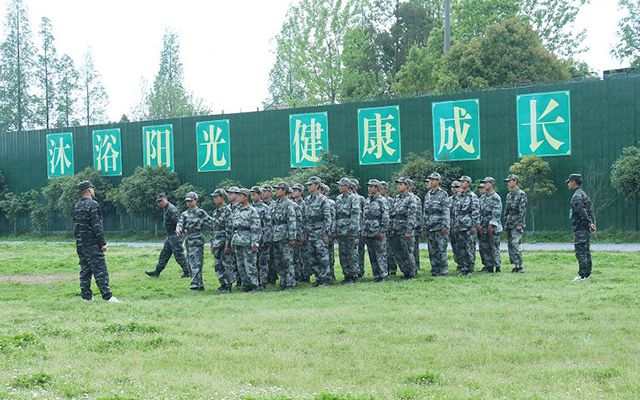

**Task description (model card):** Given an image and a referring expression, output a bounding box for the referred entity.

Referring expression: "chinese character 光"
[522,98,565,152]
[293,118,324,164]
[362,113,396,159]
[438,106,475,155]
[49,137,72,175]
[145,129,171,167]
[200,125,227,168]
[95,134,119,172]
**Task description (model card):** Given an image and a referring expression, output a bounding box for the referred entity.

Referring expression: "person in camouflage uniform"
[231,189,262,292]
[74,181,118,302]
[452,176,480,275]
[176,192,212,291]
[271,182,298,289]
[320,183,337,281]
[503,174,528,273]
[334,177,361,284]
[363,179,389,282]
[291,184,309,282]
[262,185,278,285]
[145,192,190,278]
[380,181,398,275]
[389,177,418,279]
[251,186,272,289]
[408,179,423,272]
[423,173,450,276]
[350,178,366,278]
[303,176,333,286]
[478,177,503,273]
[227,186,241,286]
[210,189,234,294]
[477,182,489,271]
[566,174,597,282]
[449,181,463,271]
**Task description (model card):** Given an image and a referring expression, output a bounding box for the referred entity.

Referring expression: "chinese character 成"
[438,106,475,155]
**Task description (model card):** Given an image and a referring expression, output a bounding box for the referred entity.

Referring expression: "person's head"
[395,177,409,194]
[291,183,303,199]
[459,176,472,191]
[275,182,290,199]
[337,177,351,194]
[77,180,95,199]
[450,181,461,196]
[306,176,322,194]
[426,172,441,189]
[227,186,240,203]
[261,185,273,201]
[350,178,360,193]
[320,183,331,196]
[379,181,388,196]
[155,192,168,208]
[238,188,251,205]
[250,186,262,203]
[367,179,381,196]
[406,178,415,192]
[481,177,495,192]
[504,174,519,190]
[184,192,198,209]
[211,189,228,207]
[565,173,582,190]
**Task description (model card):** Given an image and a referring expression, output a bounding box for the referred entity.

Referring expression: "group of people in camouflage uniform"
[72,171,596,301]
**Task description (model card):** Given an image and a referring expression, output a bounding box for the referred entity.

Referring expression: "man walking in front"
[566,174,597,282]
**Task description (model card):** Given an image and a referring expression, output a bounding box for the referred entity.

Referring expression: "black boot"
[181,271,191,278]
[145,270,160,277]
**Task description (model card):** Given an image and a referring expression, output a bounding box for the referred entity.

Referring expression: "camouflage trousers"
[478,229,501,269]
[257,244,271,287]
[574,230,592,278]
[357,239,365,277]
[328,238,336,280]
[186,236,205,290]
[234,245,259,290]
[337,236,359,280]
[294,242,310,281]
[212,246,235,289]
[414,233,421,270]
[363,236,388,281]
[267,245,278,284]
[427,230,449,275]
[453,230,476,274]
[273,240,296,288]
[76,242,112,300]
[389,234,416,278]
[506,228,524,266]
[387,237,397,274]
[306,236,333,284]
[450,232,463,270]
[156,234,189,275]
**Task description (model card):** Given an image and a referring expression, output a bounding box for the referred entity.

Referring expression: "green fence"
[1,76,638,233]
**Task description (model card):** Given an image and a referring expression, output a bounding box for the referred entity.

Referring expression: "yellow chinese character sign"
[432,99,481,161]
[358,105,401,165]
[196,120,231,172]
[289,112,328,168]
[142,124,174,171]
[517,91,571,157]
[93,129,122,176]
[46,132,74,178]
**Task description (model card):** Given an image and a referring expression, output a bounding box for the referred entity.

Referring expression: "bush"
[508,155,556,232]
[611,146,640,201]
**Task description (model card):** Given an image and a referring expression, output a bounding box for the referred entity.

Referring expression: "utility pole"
[444,0,451,52]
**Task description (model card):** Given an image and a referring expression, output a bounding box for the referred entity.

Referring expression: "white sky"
[0,0,628,121]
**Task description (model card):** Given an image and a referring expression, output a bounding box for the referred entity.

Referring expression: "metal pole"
[444,0,451,52]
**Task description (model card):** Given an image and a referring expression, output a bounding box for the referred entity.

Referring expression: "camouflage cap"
[451,180,461,188]
[367,179,381,187]
[155,192,167,202]
[292,183,304,192]
[238,188,251,197]
[504,174,519,182]
[184,191,198,201]
[250,186,262,194]
[320,183,330,192]
[459,176,472,183]
[227,186,240,194]
[210,188,228,199]
[305,176,322,185]
[426,172,442,181]
[395,177,410,184]
[77,180,94,192]
[261,184,273,192]
[565,173,582,184]
[350,178,360,189]
[337,177,352,187]
[275,181,290,191]
[478,182,485,188]
[380,181,388,188]
[480,177,495,184]
[405,178,415,186]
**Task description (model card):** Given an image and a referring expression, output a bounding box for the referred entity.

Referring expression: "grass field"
[0,243,639,400]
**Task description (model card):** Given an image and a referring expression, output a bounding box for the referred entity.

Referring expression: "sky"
[0,0,629,121]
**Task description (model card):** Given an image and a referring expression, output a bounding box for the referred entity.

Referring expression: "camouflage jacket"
[271,197,297,242]
[326,197,336,236]
[253,200,272,245]
[423,188,451,231]
[389,192,417,236]
[479,191,503,232]
[231,204,261,247]
[73,197,106,246]
[162,202,181,235]
[211,204,232,248]
[354,193,365,233]
[410,192,423,233]
[302,193,331,238]
[177,207,212,238]
[292,198,305,240]
[449,195,458,227]
[453,190,480,232]
[363,193,389,237]
[504,188,527,229]
[334,192,361,237]
[570,188,595,232]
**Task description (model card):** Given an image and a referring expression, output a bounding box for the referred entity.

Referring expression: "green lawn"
[0,243,639,400]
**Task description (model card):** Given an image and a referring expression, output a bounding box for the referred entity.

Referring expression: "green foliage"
[405,371,440,385]
[216,178,244,190]
[0,192,26,233]
[34,16,58,129]
[452,0,519,42]
[393,44,438,96]
[79,50,108,125]
[0,169,7,195]
[509,155,556,232]
[613,0,640,65]
[52,167,114,220]
[610,146,640,201]
[11,372,52,389]
[55,54,80,128]
[340,26,385,101]
[391,152,461,199]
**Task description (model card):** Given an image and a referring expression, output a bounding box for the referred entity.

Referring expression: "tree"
[612,0,640,67]
[35,17,58,129]
[340,25,385,101]
[0,0,36,133]
[610,146,640,202]
[452,0,519,42]
[116,166,181,236]
[391,152,461,199]
[392,44,438,96]
[508,155,556,232]
[55,54,79,127]
[0,192,25,233]
[79,50,108,125]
